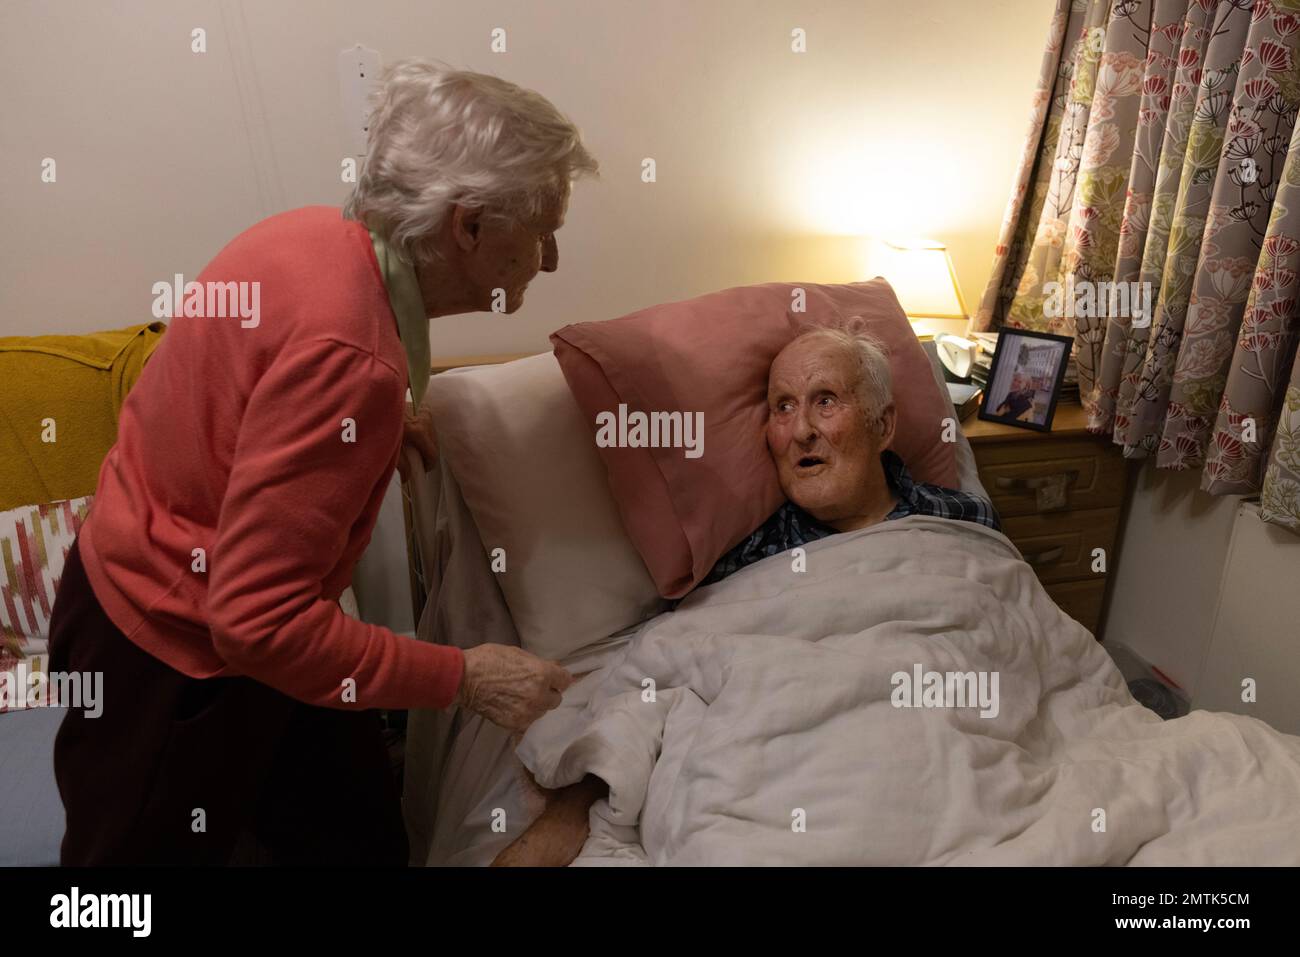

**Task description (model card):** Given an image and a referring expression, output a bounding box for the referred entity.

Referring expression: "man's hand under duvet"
[491,775,608,867]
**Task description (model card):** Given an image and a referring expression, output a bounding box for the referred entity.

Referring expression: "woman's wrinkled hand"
[397,405,438,482]
[456,644,573,732]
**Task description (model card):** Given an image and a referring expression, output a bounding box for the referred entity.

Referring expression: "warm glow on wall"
[765,121,1011,307]
[778,130,986,240]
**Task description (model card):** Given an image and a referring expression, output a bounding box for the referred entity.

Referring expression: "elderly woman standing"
[47,60,597,866]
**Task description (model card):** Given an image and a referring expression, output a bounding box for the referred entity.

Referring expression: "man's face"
[465,190,567,314]
[765,338,894,525]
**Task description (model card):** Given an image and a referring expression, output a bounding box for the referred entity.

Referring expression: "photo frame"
[976,328,1073,432]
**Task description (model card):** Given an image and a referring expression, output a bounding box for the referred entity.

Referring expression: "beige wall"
[1,0,1049,351]
[1100,470,1245,696]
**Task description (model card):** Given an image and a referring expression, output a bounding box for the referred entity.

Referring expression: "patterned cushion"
[1,496,92,713]
[0,652,51,714]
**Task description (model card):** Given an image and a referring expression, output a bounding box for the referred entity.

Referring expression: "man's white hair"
[790,323,893,424]
[344,59,599,264]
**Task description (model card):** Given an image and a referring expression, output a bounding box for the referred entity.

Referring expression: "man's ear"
[876,403,897,449]
[448,204,482,252]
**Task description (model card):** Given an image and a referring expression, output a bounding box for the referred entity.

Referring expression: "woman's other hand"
[397,405,439,482]
[455,644,573,731]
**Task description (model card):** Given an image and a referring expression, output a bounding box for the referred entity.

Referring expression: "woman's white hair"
[344,59,599,264]
[791,322,893,425]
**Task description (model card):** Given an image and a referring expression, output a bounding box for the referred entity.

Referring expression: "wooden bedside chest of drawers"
[961,402,1135,639]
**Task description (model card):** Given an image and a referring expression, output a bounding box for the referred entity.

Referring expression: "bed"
[403,321,1300,867]
[403,337,976,866]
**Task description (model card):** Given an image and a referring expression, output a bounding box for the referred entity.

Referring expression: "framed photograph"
[976,328,1073,432]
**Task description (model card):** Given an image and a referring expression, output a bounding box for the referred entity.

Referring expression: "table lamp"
[876,238,976,383]
[876,238,969,325]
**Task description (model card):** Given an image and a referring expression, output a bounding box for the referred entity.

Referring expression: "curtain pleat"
[1215,116,1300,500]
[1092,0,1192,433]
[1064,0,1157,398]
[1119,3,1255,458]
[1112,0,1214,447]
[1157,4,1300,469]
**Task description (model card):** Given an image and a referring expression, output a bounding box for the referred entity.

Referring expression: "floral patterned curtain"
[975,0,1300,533]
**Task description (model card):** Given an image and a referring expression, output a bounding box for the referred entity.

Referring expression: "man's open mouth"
[796,455,827,470]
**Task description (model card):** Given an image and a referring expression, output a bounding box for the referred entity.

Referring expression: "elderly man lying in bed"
[492,326,1000,866]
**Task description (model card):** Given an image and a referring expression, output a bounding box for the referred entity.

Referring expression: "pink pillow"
[551,279,959,598]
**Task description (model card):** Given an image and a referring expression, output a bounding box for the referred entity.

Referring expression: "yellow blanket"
[0,322,166,511]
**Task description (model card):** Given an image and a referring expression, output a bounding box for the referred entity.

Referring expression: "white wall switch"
[338,45,381,157]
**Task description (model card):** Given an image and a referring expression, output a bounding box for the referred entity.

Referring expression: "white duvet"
[517,515,1300,865]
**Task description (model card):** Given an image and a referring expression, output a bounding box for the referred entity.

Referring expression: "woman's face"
[467,194,566,314]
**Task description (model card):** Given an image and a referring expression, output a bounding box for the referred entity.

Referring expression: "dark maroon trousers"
[48,537,408,866]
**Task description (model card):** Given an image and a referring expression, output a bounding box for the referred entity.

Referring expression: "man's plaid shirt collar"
[699,449,1001,588]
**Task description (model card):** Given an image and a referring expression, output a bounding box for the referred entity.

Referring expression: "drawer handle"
[995,469,1080,492]
[1024,545,1066,567]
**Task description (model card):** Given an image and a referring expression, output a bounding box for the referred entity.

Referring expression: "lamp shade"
[876,239,968,320]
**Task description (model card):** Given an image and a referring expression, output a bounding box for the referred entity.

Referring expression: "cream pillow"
[423,354,666,660]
